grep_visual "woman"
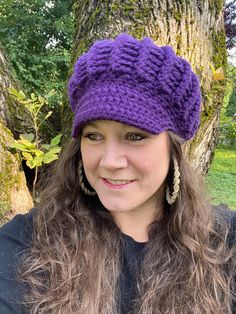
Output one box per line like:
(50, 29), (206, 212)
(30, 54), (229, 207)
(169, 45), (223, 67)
(0, 33), (235, 314)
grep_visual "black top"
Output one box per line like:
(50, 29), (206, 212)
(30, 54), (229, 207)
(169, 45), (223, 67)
(0, 208), (236, 314)
(0, 209), (146, 314)
(0, 211), (33, 314)
(118, 233), (146, 313)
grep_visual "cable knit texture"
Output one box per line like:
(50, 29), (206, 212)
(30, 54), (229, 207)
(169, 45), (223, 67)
(68, 33), (201, 140)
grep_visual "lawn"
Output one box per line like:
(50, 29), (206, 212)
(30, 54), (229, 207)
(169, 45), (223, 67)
(206, 146), (236, 210)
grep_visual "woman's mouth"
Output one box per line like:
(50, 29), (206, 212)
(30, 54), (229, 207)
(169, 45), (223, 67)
(101, 178), (135, 189)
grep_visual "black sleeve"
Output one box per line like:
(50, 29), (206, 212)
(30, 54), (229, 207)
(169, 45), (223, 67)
(226, 209), (236, 313)
(228, 210), (236, 247)
(213, 205), (236, 248)
(0, 209), (35, 314)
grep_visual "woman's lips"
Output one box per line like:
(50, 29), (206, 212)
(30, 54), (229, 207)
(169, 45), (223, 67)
(101, 178), (135, 189)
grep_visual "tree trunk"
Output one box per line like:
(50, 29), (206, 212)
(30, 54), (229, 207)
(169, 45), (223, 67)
(0, 42), (33, 137)
(62, 0), (226, 174)
(0, 119), (34, 225)
(0, 43), (33, 224)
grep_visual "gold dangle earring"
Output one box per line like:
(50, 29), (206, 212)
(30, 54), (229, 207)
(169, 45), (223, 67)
(166, 157), (180, 205)
(78, 160), (97, 196)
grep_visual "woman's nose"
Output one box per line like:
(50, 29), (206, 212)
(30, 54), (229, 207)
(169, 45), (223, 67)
(99, 144), (128, 170)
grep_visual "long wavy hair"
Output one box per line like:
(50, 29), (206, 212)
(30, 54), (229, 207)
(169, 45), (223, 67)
(18, 131), (236, 313)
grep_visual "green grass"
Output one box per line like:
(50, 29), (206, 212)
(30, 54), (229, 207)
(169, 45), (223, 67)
(206, 146), (236, 210)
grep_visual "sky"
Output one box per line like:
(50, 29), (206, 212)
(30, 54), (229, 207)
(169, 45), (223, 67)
(228, 47), (236, 66)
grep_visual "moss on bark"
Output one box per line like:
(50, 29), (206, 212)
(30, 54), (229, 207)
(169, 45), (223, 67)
(0, 41), (33, 137)
(209, 0), (224, 16)
(212, 30), (227, 70)
(0, 119), (33, 224)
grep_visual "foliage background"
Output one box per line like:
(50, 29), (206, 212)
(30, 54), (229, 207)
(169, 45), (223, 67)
(0, 0), (74, 134)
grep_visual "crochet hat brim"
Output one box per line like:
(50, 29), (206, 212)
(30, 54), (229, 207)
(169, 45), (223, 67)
(72, 81), (179, 138)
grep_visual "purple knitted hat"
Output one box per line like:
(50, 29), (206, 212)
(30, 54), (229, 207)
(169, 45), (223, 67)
(68, 33), (201, 141)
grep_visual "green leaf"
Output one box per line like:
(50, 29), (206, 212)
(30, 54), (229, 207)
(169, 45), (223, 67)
(41, 144), (50, 150)
(10, 142), (30, 152)
(44, 111), (52, 120)
(38, 95), (45, 103)
(47, 147), (61, 154)
(18, 90), (26, 100)
(46, 89), (56, 98)
(8, 88), (26, 100)
(8, 88), (18, 97)
(26, 159), (36, 169)
(24, 103), (35, 113)
(22, 152), (33, 161)
(30, 93), (37, 101)
(50, 134), (62, 147)
(209, 63), (215, 74)
(43, 149), (60, 158)
(33, 156), (43, 166)
(43, 154), (59, 164)
(19, 133), (35, 142)
(34, 149), (44, 157)
(18, 139), (36, 149)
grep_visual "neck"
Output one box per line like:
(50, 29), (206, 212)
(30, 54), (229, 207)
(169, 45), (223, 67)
(111, 191), (165, 243)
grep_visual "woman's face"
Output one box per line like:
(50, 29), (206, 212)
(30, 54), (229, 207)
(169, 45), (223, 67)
(80, 120), (170, 215)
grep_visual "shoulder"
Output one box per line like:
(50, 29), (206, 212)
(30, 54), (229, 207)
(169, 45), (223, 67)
(0, 208), (36, 249)
(0, 207), (36, 273)
(212, 204), (236, 247)
(0, 208), (36, 313)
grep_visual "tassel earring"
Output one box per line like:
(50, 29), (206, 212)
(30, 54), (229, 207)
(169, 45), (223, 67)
(166, 157), (180, 205)
(78, 160), (97, 196)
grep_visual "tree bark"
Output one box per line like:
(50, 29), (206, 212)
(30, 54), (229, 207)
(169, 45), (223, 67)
(0, 119), (33, 225)
(0, 42), (33, 137)
(62, 0), (226, 174)
(0, 43), (33, 223)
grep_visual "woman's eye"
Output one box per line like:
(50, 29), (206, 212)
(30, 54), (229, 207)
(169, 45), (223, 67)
(82, 132), (146, 141)
(83, 133), (102, 141)
(127, 134), (146, 141)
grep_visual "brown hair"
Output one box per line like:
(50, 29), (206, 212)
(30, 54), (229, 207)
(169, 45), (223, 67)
(18, 132), (236, 313)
